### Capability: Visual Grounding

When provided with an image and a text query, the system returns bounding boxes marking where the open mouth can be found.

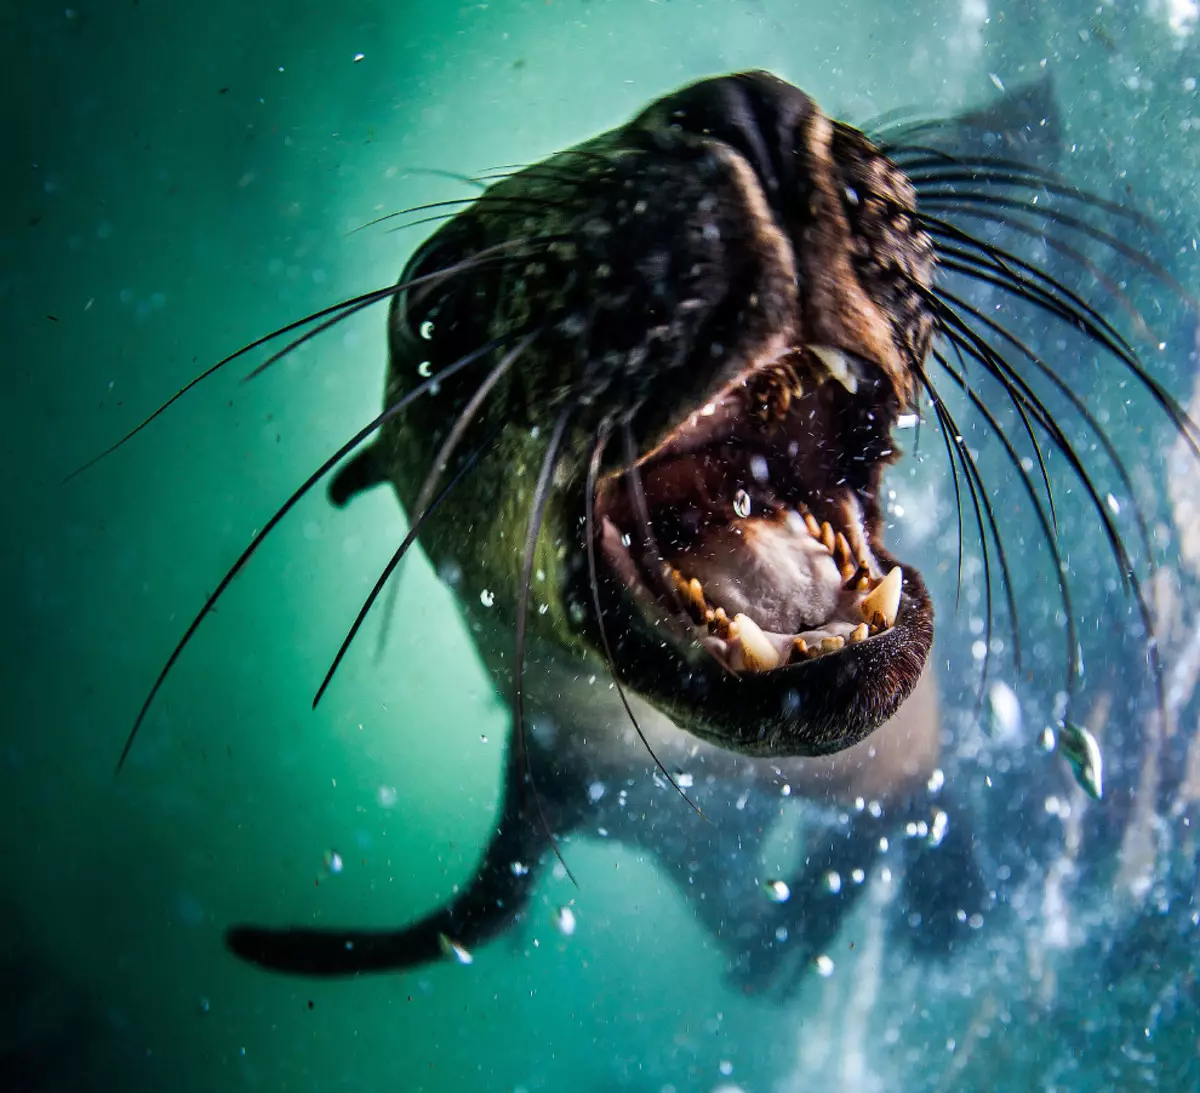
[595,345,913,682]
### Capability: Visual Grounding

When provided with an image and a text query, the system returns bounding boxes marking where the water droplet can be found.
[437,933,473,965]
[763,879,790,903]
[733,489,751,518]
[553,906,577,936]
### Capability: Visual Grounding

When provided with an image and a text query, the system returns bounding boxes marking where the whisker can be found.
[915,202,1157,337]
[931,350,1077,701]
[916,194,1189,306]
[513,406,577,885]
[312,422,504,709]
[68,239,558,480]
[620,423,687,623]
[350,193,565,236]
[114,331,526,773]
[584,421,705,819]
[922,383,999,704]
[370,330,528,664]
[934,283,1156,585]
[313,333,533,706]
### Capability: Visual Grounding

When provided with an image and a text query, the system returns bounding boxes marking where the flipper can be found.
[225,746,556,976]
[889,789,988,958]
[328,447,386,508]
[723,809,888,999]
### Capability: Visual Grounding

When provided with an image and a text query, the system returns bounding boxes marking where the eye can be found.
[396,231,467,346]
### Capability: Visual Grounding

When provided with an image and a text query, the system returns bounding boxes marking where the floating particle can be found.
[417,360,433,378]
[733,489,751,518]
[353,52,365,63]
[437,933,473,965]
[553,906,577,936]
[377,785,398,808]
[1057,721,1104,800]
[824,870,842,894]
[813,954,835,977]
[323,850,343,875]
[420,319,435,340]
[480,588,495,607]
[763,878,791,903]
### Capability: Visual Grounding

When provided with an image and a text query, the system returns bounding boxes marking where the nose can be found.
[631,70,819,217]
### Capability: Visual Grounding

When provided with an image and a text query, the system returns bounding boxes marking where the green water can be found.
[5,1,1200,1090]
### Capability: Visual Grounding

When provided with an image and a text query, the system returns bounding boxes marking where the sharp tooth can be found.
[848,623,869,644]
[821,635,846,654]
[841,561,859,583]
[686,577,707,618]
[732,613,780,672]
[791,636,809,659]
[810,345,859,394]
[820,521,836,553]
[860,566,902,629]
[844,563,870,591]
[804,512,821,538]
[834,531,852,566]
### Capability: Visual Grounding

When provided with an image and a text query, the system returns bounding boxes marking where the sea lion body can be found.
[226,72,999,988]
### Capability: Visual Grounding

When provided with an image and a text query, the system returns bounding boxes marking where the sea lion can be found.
[105,71,1193,992]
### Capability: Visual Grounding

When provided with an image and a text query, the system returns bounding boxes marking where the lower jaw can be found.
[590,543,933,758]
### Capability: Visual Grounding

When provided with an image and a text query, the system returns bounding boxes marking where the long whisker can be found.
[372,332,527,667]
[915,195,1191,309]
[930,352,1077,704]
[114,332,523,773]
[513,406,576,885]
[934,282,1156,585]
[313,333,533,706]
[68,240,556,480]
[620,423,687,623]
[350,193,565,236]
[584,421,705,819]
[918,373,998,701]
[915,202,1156,336]
[312,423,504,709]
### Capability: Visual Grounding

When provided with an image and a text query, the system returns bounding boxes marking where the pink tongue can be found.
[675,518,841,633]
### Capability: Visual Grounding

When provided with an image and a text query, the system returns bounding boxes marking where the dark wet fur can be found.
[86,72,1195,990]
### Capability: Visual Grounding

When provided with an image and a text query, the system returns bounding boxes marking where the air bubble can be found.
[420,319,435,340]
[417,360,433,378]
[733,489,751,518]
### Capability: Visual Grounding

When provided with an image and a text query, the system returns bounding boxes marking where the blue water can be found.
[4,1,1200,1090]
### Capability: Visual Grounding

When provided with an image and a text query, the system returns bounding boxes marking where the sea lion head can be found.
[380,71,938,757]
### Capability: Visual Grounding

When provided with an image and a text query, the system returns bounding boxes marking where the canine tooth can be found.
[803,512,821,538]
[848,623,869,644]
[732,613,780,671]
[686,578,707,617]
[860,566,902,629]
[821,635,846,654]
[791,637,809,659]
[841,561,859,583]
[810,345,859,394]
[820,522,836,553]
[834,531,852,566]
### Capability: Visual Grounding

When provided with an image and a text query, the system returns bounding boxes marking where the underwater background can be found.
[5,0,1200,1089]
